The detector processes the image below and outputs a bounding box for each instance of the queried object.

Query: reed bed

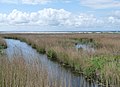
[0,53,72,87]
[0,37,7,48]
[1,33,120,86]
[0,37,7,54]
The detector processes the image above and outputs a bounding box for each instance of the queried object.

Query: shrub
[37,47,46,54]
[47,49,57,60]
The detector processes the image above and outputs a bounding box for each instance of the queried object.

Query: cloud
[0,0,72,4]
[22,0,51,4]
[106,11,120,27]
[29,8,72,26]
[0,8,119,28]
[0,13,7,22]
[111,10,120,19]
[0,0,52,4]
[80,0,120,9]
[7,9,30,24]
[0,0,19,4]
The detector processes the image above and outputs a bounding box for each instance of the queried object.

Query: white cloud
[0,0,19,4]
[0,0,72,4]
[80,0,120,9]
[22,0,51,4]
[106,11,120,27]
[29,8,72,26]
[0,13,7,23]
[0,0,52,4]
[111,10,120,19]
[0,8,120,28]
[108,10,120,22]
[7,9,30,24]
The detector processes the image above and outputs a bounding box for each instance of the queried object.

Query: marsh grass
[0,54,49,87]
[0,37,7,48]
[0,37,7,55]
[0,54,75,87]
[1,33,120,86]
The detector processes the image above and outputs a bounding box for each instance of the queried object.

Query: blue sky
[0,0,120,31]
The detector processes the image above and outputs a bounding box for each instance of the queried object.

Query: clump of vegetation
[47,49,57,60]
[72,38,94,44]
[0,37,7,48]
[37,47,46,54]
[0,37,7,54]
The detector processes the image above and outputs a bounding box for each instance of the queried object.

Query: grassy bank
[0,37,7,54]
[0,37,7,48]
[2,33,120,86]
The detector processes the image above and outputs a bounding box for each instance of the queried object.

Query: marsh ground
[0,33,120,87]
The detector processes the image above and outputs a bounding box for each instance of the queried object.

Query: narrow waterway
[5,39,100,87]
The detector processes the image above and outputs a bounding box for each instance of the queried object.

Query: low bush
[47,49,57,60]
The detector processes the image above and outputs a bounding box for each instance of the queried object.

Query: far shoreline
[0,30,120,34]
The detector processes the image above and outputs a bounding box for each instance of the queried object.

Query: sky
[0,0,120,31]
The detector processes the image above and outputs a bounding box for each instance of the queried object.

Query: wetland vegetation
[0,33,120,87]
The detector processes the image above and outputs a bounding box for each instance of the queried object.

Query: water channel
[5,39,100,87]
